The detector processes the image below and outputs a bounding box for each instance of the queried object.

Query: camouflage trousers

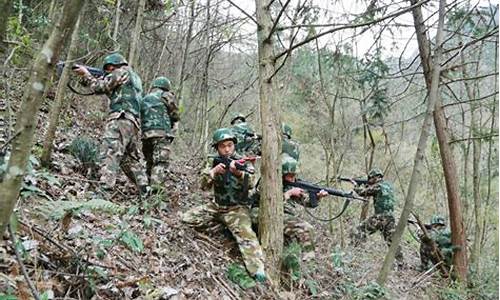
[142,136,171,187]
[352,213,403,261]
[181,202,265,276]
[100,117,148,191]
[251,208,315,259]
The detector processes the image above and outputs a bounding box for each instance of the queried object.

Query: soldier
[349,168,403,264]
[73,53,150,197]
[251,154,327,261]
[281,123,299,161]
[419,215,453,271]
[140,76,179,188]
[229,113,260,156]
[181,128,267,282]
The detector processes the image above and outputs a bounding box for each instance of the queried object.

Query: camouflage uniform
[181,139,265,277]
[281,123,300,161]
[231,123,261,156]
[419,217,453,270]
[251,155,315,259]
[353,175,403,262]
[82,55,148,193]
[140,78,179,187]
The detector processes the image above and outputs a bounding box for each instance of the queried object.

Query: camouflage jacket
[200,152,255,207]
[420,227,453,265]
[140,89,180,138]
[83,66,142,121]
[231,123,260,156]
[282,138,300,161]
[355,180,395,215]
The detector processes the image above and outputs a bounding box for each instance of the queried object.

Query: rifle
[56,61,104,78]
[337,176,369,185]
[212,156,256,184]
[56,61,105,95]
[284,179,366,207]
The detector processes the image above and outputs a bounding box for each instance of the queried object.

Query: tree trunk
[376,0,446,285]
[255,0,283,284]
[112,0,121,42]
[0,0,85,235]
[410,0,467,281]
[40,12,82,167]
[199,0,211,157]
[128,0,146,67]
[176,0,195,107]
[0,0,11,53]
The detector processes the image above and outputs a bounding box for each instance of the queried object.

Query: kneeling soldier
[181,128,267,282]
[140,76,179,188]
[419,215,453,271]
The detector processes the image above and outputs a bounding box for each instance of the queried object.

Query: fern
[38,198,123,220]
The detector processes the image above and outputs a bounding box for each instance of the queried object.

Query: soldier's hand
[317,189,328,199]
[286,187,304,198]
[73,65,90,76]
[229,160,243,178]
[210,163,226,177]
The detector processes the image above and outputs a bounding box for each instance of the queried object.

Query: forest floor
[0,75,494,300]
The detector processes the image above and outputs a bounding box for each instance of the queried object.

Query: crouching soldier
[181,128,267,282]
[140,76,179,189]
[73,53,150,198]
[252,154,327,261]
[419,215,453,271]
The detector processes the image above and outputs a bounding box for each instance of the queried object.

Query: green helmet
[430,215,446,226]
[368,168,384,179]
[103,53,128,70]
[230,113,246,125]
[152,76,172,91]
[212,128,237,146]
[282,154,299,175]
[282,123,292,138]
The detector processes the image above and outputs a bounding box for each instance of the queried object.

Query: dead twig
[8,225,41,300]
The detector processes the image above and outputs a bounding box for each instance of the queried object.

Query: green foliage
[283,242,302,281]
[38,198,123,220]
[332,281,388,300]
[331,246,344,271]
[119,230,144,253]
[69,137,100,170]
[0,294,18,300]
[226,263,256,289]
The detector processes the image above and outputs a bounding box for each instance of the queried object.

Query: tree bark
[255,0,283,284]
[0,0,85,235]
[112,0,121,42]
[376,0,446,285]
[410,0,468,281]
[176,0,195,107]
[40,12,82,167]
[0,0,11,53]
[128,0,146,67]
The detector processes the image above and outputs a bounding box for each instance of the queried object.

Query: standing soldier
[349,168,403,265]
[73,53,150,198]
[251,154,327,261]
[419,215,453,271]
[181,128,267,282]
[281,123,299,161]
[140,76,179,188]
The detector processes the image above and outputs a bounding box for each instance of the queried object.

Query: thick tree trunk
[0,0,85,235]
[410,0,467,281]
[255,0,283,284]
[376,0,446,285]
[128,0,146,67]
[0,0,11,53]
[41,13,82,167]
